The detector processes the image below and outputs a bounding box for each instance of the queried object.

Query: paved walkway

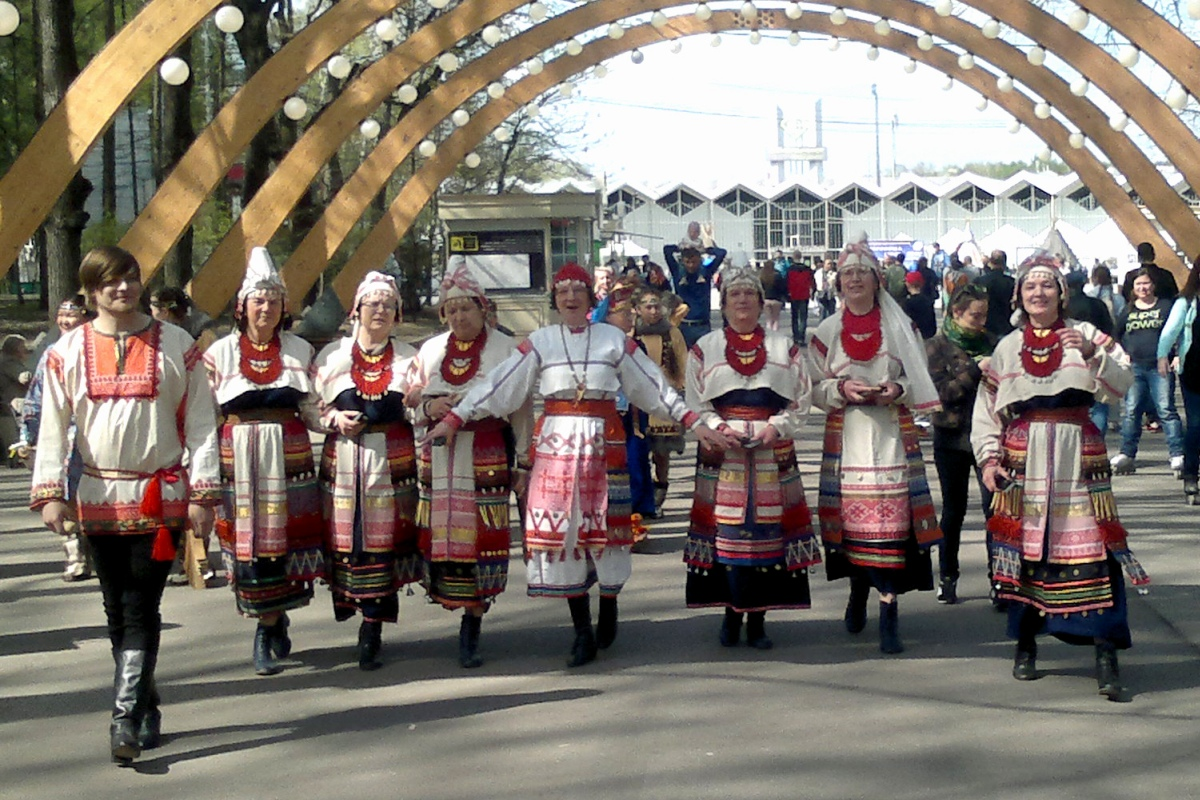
[2,421,1199,799]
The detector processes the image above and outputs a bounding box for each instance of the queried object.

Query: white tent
[600,239,650,263]
[977,224,1038,260]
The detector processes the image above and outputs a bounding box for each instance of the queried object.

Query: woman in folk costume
[424,263,726,667]
[405,260,531,668]
[972,252,1147,700]
[313,271,420,671]
[31,246,220,764]
[203,248,326,677]
[684,267,821,649]
[593,279,657,524]
[634,285,691,512]
[808,233,943,655]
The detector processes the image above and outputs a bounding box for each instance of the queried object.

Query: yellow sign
[450,234,479,252]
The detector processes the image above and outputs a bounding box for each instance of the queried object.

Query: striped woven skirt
[818,405,941,592]
[218,412,324,618]
[684,413,821,611]
[988,407,1147,629]
[321,421,421,622]
[417,417,514,609]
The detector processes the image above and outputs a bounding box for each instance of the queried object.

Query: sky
[536,19,1176,194]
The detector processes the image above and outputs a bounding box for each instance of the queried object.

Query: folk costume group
[29,233,1149,767]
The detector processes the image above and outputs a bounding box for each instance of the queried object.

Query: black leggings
[932,447,993,581]
[88,532,175,653]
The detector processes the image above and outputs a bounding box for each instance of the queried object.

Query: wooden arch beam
[845,0,1197,272]
[251,0,1177,311]
[0,0,224,273]
[186,0,535,312]
[121,0,538,284]
[312,13,1166,309]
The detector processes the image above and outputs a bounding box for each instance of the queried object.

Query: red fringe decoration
[150,527,176,562]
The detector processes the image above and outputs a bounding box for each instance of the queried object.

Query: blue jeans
[1119,363,1184,458]
[1089,399,1109,434]
[679,320,711,349]
[1181,383,1200,479]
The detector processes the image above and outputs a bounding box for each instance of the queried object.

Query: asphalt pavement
[2,413,1198,800]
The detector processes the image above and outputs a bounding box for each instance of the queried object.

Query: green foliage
[81,213,129,251]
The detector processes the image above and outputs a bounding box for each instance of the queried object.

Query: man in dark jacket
[973,249,1015,338]
[1120,241,1178,303]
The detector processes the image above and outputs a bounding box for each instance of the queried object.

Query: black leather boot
[358,620,383,671]
[566,595,596,668]
[745,611,773,650]
[596,596,618,649]
[1096,642,1125,701]
[269,612,292,659]
[459,614,483,669]
[254,623,282,676]
[1013,607,1040,681]
[719,609,743,647]
[879,600,904,654]
[845,576,870,634]
[110,650,146,764]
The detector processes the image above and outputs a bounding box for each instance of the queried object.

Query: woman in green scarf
[924,283,997,605]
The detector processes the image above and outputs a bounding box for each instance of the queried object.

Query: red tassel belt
[1017,407,1090,424]
[713,404,775,421]
[83,463,185,561]
[544,398,616,418]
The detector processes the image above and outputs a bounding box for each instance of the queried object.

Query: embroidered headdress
[439,257,487,314]
[836,231,884,281]
[58,295,88,314]
[718,265,764,305]
[835,232,941,413]
[607,280,637,312]
[353,270,401,313]
[236,247,286,314]
[1012,250,1067,324]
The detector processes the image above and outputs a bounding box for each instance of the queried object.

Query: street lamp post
[871,83,881,185]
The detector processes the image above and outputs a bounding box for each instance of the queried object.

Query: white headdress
[237,247,286,312]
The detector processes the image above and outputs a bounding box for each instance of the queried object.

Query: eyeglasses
[359,301,395,312]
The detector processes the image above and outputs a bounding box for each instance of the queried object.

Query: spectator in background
[883,255,908,303]
[915,256,938,303]
[786,252,816,346]
[930,242,950,281]
[1156,259,1200,503]
[20,296,93,580]
[1086,263,1125,321]
[974,249,1016,338]
[1111,268,1184,477]
[0,334,32,464]
[902,271,937,339]
[759,260,788,332]
[815,258,838,321]
[1066,270,1117,435]
[1120,242,1178,303]
[663,223,728,348]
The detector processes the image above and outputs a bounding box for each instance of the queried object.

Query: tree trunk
[232,1,282,203]
[158,39,196,286]
[101,0,117,220]
[36,0,90,314]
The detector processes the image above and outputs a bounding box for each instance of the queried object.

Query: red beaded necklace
[1021,318,1065,378]
[841,304,882,362]
[351,340,394,401]
[440,329,487,387]
[724,326,767,376]
[238,333,283,385]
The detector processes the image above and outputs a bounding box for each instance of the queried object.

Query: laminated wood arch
[281,13,1166,310]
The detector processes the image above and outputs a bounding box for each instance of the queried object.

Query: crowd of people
[21,226,1167,767]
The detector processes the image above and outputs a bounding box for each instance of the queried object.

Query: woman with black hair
[924,283,996,605]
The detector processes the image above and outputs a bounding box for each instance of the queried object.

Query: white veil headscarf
[837,232,941,413]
